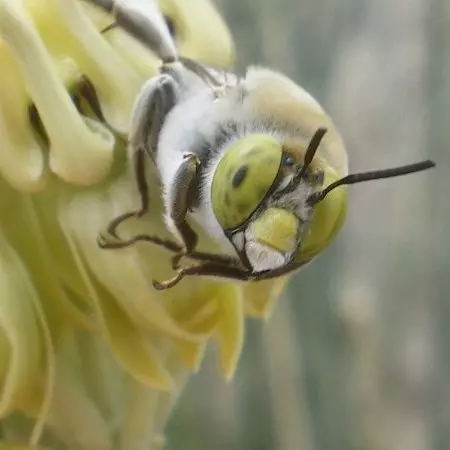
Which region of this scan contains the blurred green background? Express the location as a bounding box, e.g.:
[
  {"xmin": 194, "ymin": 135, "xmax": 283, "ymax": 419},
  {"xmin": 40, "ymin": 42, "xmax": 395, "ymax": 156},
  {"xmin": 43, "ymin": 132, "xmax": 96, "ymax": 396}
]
[{"xmin": 167, "ymin": 0, "xmax": 449, "ymax": 449}]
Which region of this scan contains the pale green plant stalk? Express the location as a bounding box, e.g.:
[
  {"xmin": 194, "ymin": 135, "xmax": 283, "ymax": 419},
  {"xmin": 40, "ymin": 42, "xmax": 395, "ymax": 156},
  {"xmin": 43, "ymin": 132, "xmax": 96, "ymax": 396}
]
[{"xmin": 0, "ymin": 0, "xmax": 290, "ymax": 448}]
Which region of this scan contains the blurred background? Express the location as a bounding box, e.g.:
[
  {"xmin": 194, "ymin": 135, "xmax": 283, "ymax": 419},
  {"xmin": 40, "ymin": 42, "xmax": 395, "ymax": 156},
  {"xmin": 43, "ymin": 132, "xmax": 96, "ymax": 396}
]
[{"xmin": 167, "ymin": 0, "xmax": 449, "ymax": 449}]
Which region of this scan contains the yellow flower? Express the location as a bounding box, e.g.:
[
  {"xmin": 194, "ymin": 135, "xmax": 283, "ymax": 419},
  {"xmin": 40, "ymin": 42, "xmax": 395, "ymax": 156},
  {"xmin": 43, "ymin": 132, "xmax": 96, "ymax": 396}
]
[{"xmin": 0, "ymin": 0, "xmax": 287, "ymax": 448}]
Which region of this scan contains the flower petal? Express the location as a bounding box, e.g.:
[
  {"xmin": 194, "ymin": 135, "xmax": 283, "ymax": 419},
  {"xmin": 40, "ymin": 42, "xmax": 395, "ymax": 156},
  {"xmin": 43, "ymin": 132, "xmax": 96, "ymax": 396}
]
[
  {"xmin": 243, "ymin": 278, "xmax": 288, "ymax": 319},
  {"xmin": 26, "ymin": 0, "xmax": 144, "ymax": 134},
  {"xmin": 0, "ymin": 44, "xmax": 46, "ymax": 192},
  {"xmin": 0, "ymin": 0, "xmax": 115, "ymax": 186},
  {"xmin": 214, "ymin": 283, "xmax": 244, "ymax": 381},
  {"xmin": 0, "ymin": 233, "xmax": 48, "ymax": 426},
  {"xmin": 159, "ymin": 0, "xmax": 234, "ymax": 67}
]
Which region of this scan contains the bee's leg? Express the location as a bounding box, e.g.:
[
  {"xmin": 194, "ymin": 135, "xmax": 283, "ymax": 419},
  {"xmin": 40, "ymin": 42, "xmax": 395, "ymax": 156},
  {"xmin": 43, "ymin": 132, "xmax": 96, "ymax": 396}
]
[
  {"xmin": 99, "ymin": 148, "xmax": 149, "ymax": 244},
  {"xmin": 130, "ymin": 74, "xmax": 178, "ymax": 156},
  {"xmin": 167, "ymin": 152, "xmax": 202, "ymax": 269},
  {"xmin": 152, "ymin": 257, "xmax": 313, "ymax": 290},
  {"xmin": 177, "ymin": 56, "xmax": 223, "ymax": 90},
  {"xmin": 98, "ymin": 229, "xmax": 240, "ymax": 268},
  {"xmin": 98, "ymin": 74, "xmax": 179, "ymax": 246},
  {"xmin": 153, "ymin": 262, "xmax": 251, "ymax": 290},
  {"xmin": 82, "ymin": 0, "xmax": 177, "ymax": 64}
]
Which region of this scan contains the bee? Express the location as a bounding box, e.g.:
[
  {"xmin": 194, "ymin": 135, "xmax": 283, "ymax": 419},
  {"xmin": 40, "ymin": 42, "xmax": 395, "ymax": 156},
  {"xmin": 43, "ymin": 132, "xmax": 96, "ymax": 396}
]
[{"xmin": 91, "ymin": 0, "xmax": 435, "ymax": 290}]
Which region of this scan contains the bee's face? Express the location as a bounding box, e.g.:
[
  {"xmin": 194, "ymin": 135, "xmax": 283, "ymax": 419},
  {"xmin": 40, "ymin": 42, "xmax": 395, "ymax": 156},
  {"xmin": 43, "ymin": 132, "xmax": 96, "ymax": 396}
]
[{"xmin": 210, "ymin": 134, "xmax": 348, "ymax": 272}]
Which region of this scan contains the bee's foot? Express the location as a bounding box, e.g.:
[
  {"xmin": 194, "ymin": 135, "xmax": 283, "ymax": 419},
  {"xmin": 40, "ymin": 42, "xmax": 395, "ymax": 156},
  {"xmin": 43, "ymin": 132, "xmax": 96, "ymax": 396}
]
[{"xmin": 152, "ymin": 270, "xmax": 184, "ymax": 290}]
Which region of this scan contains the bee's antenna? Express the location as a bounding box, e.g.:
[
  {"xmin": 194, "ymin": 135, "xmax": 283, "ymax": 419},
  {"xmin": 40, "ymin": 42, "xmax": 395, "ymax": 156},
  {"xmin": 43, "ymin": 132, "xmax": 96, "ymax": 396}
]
[
  {"xmin": 296, "ymin": 127, "xmax": 328, "ymax": 180},
  {"xmin": 308, "ymin": 159, "xmax": 436, "ymax": 205}
]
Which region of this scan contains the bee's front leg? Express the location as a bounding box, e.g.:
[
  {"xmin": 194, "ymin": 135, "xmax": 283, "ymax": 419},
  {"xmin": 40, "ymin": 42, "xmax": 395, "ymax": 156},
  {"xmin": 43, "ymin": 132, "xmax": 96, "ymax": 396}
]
[{"xmin": 167, "ymin": 152, "xmax": 202, "ymax": 269}]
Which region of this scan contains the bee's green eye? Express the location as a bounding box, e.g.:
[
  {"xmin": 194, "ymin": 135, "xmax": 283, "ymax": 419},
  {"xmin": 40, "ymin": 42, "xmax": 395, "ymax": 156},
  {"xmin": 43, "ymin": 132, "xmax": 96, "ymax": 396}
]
[
  {"xmin": 211, "ymin": 134, "xmax": 283, "ymax": 230},
  {"xmin": 295, "ymin": 166, "xmax": 348, "ymax": 262}
]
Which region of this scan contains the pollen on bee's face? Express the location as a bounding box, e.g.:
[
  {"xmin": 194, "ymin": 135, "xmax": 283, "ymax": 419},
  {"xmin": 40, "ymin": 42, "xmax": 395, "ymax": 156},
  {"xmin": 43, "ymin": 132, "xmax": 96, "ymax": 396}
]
[
  {"xmin": 245, "ymin": 238, "xmax": 287, "ymax": 272},
  {"xmin": 242, "ymin": 207, "xmax": 301, "ymax": 273}
]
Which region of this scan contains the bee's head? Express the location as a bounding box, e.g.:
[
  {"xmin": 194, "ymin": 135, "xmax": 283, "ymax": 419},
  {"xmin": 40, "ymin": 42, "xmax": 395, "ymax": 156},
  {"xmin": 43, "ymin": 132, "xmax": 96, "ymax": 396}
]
[
  {"xmin": 210, "ymin": 128, "xmax": 435, "ymax": 274},
  {"xmin": 210, "ymin": 129, "xmax": 345, "ymax": 271}
]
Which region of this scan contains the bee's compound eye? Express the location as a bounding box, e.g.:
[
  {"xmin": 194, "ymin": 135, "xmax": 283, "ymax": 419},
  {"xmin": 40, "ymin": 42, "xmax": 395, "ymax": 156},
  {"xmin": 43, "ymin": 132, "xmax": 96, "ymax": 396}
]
[
  {"xmin": 294, "ymin": 165, "xmax": 347, "ymax": 263},
  {"xmin": 211, "ymin": 134, "xmax": 283, "ymax": 230}
]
